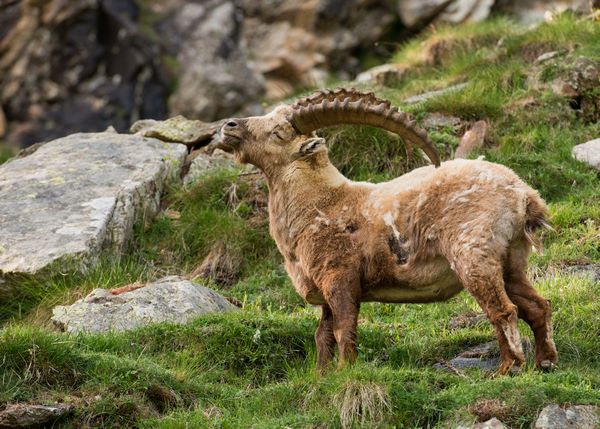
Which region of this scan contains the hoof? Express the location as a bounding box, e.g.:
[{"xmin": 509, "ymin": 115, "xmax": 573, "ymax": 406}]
[{"xmin": 539, "ymin": 360, "xmax": 556, "ymax": 372}]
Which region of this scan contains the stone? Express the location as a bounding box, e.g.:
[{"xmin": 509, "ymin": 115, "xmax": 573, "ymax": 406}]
[
  {"xmin": 434, "ymin": 340, "xmax": 532, "ymax": 372},
  {"xmin": 572, "ymin": 138, "xmax": 600, "ymax": 171},
  {"xmin": 455, "ymin": 120, "xmax": 488, "ymax": 158},
  {"xmin": 534, "ymin": 404, "xmax": 599, "ymax": 429},
  {"xmin": 0, "ymin": 403, "xmax": 73, "ymax": 428},
  {"xmin": 397, "ymin": 0, "xmax": 494, "ymax": 27},
  {"xmin": 356, "ymin": 64, "xmax": 407, "ymax": 87},
  {"xmin": 434, "ymin": 341, "xmax": 501, "ymax": 372},
  {"xmin": 131, "ymin": 115, "xmax": 225, "ymax": 148},
  {"xmin": 564, "ymin": 263, "xmax": 600, "ymax": 281},
  {"xmin": 472, "ymin": 418, "xmax": 507, "ymax": 429},
  {"xmin": 0, "ymin": 0, "xmax": 169, "ymax": 148},
  {"xmin": 493, "ymin": 0, "xmax": 592, "ymax": 26},
  {"xmin": 404, "ymin": 83, "xmax": 469, "ymax": 105},
  {"xmin": 51, "ymin": 276, "xmax": 236, "ymax": 333},
  {"xmin": 0, "ymin": 133, "xmax": 186, "ymax": 286},
  {"xmin": 423, "ymin": 112, "xmax": 463, "ymax": 130},
  {"xmin": 535, "ymin": 51, "xmax": 562, "ymax": 63},
  {"xmin": 442, "ymin": 0, "xmax": 495, "ymax": 23},
  {"xmin": 167, "ymin": 2, "xmax": 266, "ymax": 121},
  {"xmin": 397, "ymin": 0, "xmax": 450, "ymax": 27}
]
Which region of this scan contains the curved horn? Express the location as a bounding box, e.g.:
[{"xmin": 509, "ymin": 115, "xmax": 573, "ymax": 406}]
[{"xmin": 288, "ymin": 88, "xmax": 440, "ymax": 167}]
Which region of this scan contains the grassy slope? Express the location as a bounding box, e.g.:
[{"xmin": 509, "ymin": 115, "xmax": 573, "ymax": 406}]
[{"xmin": 1, "ymin": 14, "xmax": 599, "ymax": 428}]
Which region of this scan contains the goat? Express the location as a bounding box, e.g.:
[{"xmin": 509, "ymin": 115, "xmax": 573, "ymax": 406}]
[{"xmin": 215, "ymin": 88, "xmax": 557, "ymax": 375}]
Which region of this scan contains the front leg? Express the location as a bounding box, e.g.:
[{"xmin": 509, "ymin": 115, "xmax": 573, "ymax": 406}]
[
  {"xmin": 322, "ymin": 274, "xmax": 361, "ymax": 369},
  {"xmin": 315, "ymin": 304, "xmax": 336, "ymax": 372}
]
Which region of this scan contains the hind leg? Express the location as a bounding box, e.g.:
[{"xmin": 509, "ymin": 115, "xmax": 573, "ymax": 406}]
[
  {"xmin": 453, "ymin": 257, "xmax": 525, "ymax": 375},
  {"xmin": 503, "ymin": 248, "xmax": 557, "ymax": 369},
  {"xmin": 505, "ymin": 276, "xmax": 557, "ymax": 370}
]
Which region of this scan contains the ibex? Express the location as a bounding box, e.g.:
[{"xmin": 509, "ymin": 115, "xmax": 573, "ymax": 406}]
[{"xmin": 215, "ymin": 88, "xmax": 557, "ymax": 375}]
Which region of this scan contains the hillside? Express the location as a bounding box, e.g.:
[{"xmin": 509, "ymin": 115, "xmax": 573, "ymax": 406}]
[{"xmin": 1, "ymin": 13, "xmax": 599, "ymax": 428}]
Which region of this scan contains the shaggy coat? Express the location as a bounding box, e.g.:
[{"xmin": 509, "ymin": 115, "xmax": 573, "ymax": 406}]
[{"xmin": 216, "ymin": 95, "xmax": 558, "ymax": 375}]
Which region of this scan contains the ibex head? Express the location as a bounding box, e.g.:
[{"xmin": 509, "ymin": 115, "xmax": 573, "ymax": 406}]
[{"xmin": 216, "ymin": 88, "xmax": 440, "ymax": 172}]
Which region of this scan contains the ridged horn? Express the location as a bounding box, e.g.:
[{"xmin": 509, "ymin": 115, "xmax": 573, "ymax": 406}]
[{"xmin": 288, "ymin": 88, "xmax": 440, "ymax": 167}]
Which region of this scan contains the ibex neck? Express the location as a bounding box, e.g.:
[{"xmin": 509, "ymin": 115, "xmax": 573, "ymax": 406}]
[
  {"xmin": 265, "ymin": 153, "xmax": 349, "ymax": 247},
  {"xmin": 266, "ymin": 154, "xmax": 348, "ymax": 206}
]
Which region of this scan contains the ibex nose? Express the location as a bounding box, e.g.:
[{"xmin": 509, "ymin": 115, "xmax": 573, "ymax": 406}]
[{"xmin": 224, "ymin": 119, "xmax": 240, "ymax": 129}]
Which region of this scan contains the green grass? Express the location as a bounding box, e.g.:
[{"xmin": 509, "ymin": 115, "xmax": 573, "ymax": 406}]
[
  {"xmin": 1, "ymin": 13, "xmax": 600, "ymax": 428},
  {"xmin": 0, "ymin": 143, "xmax": 15, "ymax": 165}
]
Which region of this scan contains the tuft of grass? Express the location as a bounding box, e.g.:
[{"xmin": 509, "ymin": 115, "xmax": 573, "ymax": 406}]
[{"xmin": 334, "ymin": 379, "xmax": 391, "ymax": 429}]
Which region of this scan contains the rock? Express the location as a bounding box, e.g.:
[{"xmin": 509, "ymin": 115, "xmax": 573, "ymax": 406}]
[
  {"xmin": 398, "ymin": 0, "xmax": 494, "ymax": 27},
  {"xmin": 534, "ymin": 404, "xmax": 599, "ymax": 429},
  {"xmin": 0, "ymin": 403, "xmax": 73, "ymax": 428},
  {"xmin": 423, "ymin": 112, "xmax": 464, "ymax": 130},
  {"xmin": 434, "ymin": 341, "xmax": 501, "ymax": 372},
  {"xmin": 456, "ymin": 418, "xmax": 508, "ymax": 429},
  {"xmin": 183, "ymin": 150, "xmax": 237, "ymax": 186},
  {"xmin": 528, "ymin": 55, "xmax": 600, "ymax": 121},
  {"xmin": 131, "ymin": 115, "xmax": 225, "ymax": 149},
  {"xmin": 0, "ymin": 0, "xmax": 169, "ymax": 148},
  {"xmin": 563, "ymin": 263, "xmax": 600, "ymax": 281},
  {"xmin": 51, "ymin": 276, "xmax": 236, "ymax": 333},
  {"xmin": 404, "ymin": 82, "xmax": 469, "ymax": 104},
  {"xmin": 397, "ymin": 0, "xmax": 452, "ymax": 27},
  {"xmin": 455, "ymin": 120, "xmax": 488, "ymax": 158},
  {"xmin": 493, "ymin": 0, "xmax": 593, "ymax": 26},
  {"xmin": 572, "ymin": 138, "xmax": 600, "ymax": 171},
  {"xmin": 442, "ymin": 0, "xmax": 495, "ymax": 23},
  {"xmin": 535, "ymin": 51, "xmax": 562, "ymax": 63},
  {"xmin": 355, "ymin": 64, "xmax": 408, "ymax": 87},
  {"xmin": 0, "ymin": 133, "xmax": 186, "ymax": 288},
  {"xmin": 167, "ymin": 2, "xmax": 266, "ymax": 121},
  {"xmin": 434, "ymin": 340, "xmax": 532, "ymax": 372},
  {"xmin": 472, "ymin": 417, "xmax": 508, "ymax": 429}
]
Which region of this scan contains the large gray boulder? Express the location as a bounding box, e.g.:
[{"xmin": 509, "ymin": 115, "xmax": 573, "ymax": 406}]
[
  {"xmin": 51, "ymin": 276, "xmax": 236, "ymax": 333},
  {"xmin": 0, "ymin": 132, "xmax": 186, "ymax": 286}
]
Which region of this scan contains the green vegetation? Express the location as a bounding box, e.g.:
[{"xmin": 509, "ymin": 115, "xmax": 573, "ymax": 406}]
[
  {"xmin": 0, "ymin": 143, "xmax": 15, "ymax": 165},
  {"xmin": 1, "ymin": 14, "xmax": 599, "ymax": 428}
]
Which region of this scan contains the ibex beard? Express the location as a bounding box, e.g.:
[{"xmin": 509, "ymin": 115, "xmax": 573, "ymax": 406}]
[{"xmin": 215, "ymin": 88, "xmax": 557, "ymax": 375}]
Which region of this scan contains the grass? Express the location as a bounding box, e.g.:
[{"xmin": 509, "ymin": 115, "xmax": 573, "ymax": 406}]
[
  {"xmin": 0, "ymin": 143, "xmax": 15, "ymax": 165},
  {"xmin": 1, "ymin": 13, "xmax": 600, "ymax": 428}
]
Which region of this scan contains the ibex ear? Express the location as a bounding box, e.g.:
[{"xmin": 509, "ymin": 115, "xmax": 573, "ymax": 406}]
[{"xmin": 292, "ymin": 137, "xmax": 326, "ymax": 160}]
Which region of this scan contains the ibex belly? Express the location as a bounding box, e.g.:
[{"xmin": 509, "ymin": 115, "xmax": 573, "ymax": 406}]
[{"xmin": 363, "ymin": 259, "xmax": 463, "ymax": 303}]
